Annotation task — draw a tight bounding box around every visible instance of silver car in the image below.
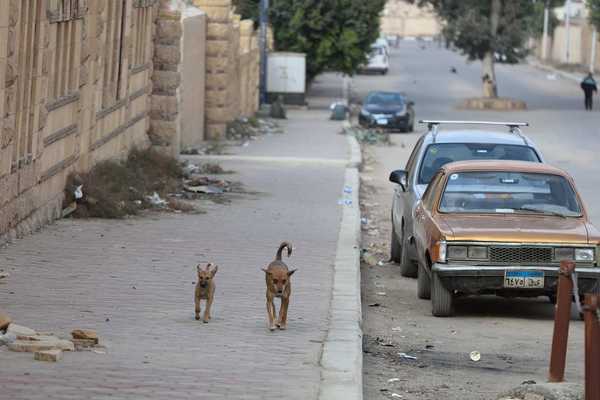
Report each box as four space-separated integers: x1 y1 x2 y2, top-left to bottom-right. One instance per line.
389 121 545 277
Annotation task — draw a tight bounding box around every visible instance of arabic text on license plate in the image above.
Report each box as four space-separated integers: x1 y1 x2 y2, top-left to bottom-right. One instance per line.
504 270 544 289
376 118 388 125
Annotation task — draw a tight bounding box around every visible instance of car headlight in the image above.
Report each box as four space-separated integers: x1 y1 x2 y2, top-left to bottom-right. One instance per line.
434 241 447 263
575 248 595 262
447 245 489 261
554 248 574 261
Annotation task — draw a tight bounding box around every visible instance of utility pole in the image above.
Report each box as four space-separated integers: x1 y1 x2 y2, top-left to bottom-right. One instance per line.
591 28 597 73
259 0 269 105
542 0 550 60
565 0 571 64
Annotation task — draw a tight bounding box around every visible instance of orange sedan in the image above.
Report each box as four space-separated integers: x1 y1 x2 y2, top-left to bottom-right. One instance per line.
412 160 600 317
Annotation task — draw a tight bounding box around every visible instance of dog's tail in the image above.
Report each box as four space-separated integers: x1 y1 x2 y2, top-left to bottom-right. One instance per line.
276 242 293 261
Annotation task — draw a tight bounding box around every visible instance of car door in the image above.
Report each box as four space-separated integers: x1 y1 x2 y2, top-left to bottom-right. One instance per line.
393 137 424 254
413 171 445 268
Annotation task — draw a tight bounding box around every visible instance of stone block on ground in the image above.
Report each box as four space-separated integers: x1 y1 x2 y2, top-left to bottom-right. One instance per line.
0 309 11 331
7 323 37 338
71 329 99 344
72 338 98 350
8 337 74 352
34 349 63 362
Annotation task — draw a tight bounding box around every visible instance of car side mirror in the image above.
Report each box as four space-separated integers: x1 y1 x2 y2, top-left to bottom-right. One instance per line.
389 170 408 191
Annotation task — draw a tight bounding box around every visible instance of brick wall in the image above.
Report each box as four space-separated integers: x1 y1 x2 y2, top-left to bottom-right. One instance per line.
0 0 158 244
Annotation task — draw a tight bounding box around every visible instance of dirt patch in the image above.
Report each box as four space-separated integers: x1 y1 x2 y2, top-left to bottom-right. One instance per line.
343 124 392 146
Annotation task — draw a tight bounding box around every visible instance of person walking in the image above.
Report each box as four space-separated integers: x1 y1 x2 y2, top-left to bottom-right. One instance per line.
581 72 597 110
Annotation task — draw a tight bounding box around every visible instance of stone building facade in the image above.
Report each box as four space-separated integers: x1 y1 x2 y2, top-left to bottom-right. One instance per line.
0 0 261 243
381 0 440 38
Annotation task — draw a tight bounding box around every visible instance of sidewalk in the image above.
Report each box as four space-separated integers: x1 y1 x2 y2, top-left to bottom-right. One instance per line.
0 108 360 399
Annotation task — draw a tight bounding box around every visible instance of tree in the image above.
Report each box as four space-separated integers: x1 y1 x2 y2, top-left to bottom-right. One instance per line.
588 0 600 32
411 0 540 98
233 0 386 81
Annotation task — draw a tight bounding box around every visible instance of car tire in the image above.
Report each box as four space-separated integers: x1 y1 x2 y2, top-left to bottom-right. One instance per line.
390 224 402 263
431 271 454 317
417 262 431 299
399 233 417 278
408 120 414 133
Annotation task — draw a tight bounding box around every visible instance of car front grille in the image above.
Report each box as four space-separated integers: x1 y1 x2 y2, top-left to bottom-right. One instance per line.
489 246 553 264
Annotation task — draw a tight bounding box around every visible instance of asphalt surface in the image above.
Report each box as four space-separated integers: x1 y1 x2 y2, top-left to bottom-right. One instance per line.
358 41 598 400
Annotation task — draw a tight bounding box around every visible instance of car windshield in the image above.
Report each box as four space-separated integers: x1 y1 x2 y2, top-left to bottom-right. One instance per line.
439 171 582 217
366 92 403 106
370 46 386 57
418 143 540 184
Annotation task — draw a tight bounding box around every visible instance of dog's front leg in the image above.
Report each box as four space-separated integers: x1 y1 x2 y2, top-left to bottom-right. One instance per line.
278 297 289 330
195 296 201 321
204 294 213 323
266 295 276 331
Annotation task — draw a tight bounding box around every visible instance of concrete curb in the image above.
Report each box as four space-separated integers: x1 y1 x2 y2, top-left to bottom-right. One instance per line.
318 167 363 400
346 134 362 169
528 59 582 83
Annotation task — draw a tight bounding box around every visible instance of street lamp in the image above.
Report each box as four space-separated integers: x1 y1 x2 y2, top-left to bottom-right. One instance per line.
542 0 550 60
259 0 269 105
565 0 571 64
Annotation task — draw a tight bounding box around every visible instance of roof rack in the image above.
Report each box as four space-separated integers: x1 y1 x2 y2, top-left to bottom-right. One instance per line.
419 120 530 144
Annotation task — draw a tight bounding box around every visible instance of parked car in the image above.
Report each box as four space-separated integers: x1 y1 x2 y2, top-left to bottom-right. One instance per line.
403 160 600 317
359 91 415 132
389 121 544 278
360 44 389 75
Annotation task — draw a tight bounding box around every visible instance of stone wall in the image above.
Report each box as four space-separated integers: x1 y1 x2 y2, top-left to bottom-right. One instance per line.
0 0 159 244
535 20 600 71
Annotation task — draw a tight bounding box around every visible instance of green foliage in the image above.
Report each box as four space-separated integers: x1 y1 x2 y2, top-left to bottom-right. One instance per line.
588 0 600 32
232 0 260 22
531 1 561 38
269 0 386 80
412 0 542 62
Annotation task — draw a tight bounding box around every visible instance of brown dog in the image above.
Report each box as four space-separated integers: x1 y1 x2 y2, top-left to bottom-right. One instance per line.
195 263 218 323
262 242 296 331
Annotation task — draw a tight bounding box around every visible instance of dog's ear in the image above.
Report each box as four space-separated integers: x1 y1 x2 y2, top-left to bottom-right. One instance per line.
197 264 202 273
288 269 297 276
261 268 271 275
205 263 213 271
210 265 218 277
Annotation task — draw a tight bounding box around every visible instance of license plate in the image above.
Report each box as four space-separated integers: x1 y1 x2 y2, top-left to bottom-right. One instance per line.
504 270 544 289
376 118 388 125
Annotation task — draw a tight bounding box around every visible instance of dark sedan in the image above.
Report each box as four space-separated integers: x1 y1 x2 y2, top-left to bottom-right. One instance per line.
358 91 415 132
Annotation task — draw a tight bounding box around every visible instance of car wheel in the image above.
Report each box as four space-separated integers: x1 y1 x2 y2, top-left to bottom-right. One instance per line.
417 262 431 299
390 224 402 263
399 232 417 278
431 271 454 317
408 120 414 133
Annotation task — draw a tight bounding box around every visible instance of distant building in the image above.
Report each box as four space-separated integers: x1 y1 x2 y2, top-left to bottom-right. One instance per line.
380 0 441 38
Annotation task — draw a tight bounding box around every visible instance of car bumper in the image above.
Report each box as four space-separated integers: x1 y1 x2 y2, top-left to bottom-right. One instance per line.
432 263 600 296
358 114 410 130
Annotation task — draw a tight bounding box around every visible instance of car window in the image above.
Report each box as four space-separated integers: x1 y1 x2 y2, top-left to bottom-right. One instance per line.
405 136 424 182
439 171 582 217
418 143 540 184
422 171 445 210
366 92 404 106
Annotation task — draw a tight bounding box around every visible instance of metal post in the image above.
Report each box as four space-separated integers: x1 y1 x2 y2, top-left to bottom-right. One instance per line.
591 29 598 73
259 0 269 105
549 260 576 383
584 294 600 400
542 1 550 60
565 0 571 64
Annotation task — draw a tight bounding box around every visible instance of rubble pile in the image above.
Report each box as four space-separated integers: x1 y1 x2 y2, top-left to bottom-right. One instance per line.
343 125 391 145
0 318 103 363
226 117 283 141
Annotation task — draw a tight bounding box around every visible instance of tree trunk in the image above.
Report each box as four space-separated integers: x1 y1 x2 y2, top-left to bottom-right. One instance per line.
482 51 497 98
482 0 501 98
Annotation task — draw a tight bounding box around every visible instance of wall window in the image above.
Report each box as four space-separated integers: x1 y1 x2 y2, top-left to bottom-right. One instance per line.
102 0 127 108
132 2 153 67
12 0 43 170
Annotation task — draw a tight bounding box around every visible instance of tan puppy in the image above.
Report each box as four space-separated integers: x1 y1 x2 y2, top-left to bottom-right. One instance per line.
195 263 218 323
262 242 296 331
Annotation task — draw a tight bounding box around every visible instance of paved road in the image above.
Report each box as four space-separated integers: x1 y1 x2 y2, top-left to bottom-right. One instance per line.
358 41 597 400
0 111 348 399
